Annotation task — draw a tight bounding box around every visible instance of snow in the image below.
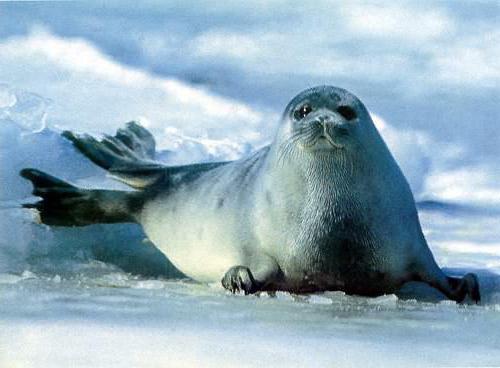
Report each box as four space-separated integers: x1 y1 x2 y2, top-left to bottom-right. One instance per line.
1 3 500 367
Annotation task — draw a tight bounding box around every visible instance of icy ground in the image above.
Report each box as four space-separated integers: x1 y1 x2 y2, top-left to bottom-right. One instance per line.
1 14 500 366
1 262 500 368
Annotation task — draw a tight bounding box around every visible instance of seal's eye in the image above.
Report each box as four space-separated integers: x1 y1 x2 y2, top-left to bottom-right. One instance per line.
294 104 313 120
337 105 357 121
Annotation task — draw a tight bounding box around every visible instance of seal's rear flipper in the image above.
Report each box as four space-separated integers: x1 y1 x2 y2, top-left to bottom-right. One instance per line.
63 121 231 190
413 261 481 304
20 168 140 226
62 121 166 189
62 121 157 168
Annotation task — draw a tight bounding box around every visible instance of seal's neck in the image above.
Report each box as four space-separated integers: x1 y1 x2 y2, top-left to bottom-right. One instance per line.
302 151 361 218
266 147 362 220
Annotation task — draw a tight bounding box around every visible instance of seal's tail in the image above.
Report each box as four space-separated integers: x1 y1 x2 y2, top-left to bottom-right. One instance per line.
20 168 141 226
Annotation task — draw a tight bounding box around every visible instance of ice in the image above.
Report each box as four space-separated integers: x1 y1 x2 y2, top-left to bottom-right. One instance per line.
308 294 333 305
1 4 500 366
0 85 16 109
0 86 49 132
1 273 500 368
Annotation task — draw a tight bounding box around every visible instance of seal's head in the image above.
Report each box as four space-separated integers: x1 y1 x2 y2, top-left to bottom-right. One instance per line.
277 86 377 159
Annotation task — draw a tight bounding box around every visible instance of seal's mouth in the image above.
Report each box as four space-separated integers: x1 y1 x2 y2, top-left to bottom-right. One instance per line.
301 127 345 151
301 118 348 151
278 125 346 164
297 132 345 151
316 133 344 149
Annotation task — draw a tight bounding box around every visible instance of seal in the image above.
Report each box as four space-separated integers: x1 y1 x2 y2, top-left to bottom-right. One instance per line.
20 86 480 303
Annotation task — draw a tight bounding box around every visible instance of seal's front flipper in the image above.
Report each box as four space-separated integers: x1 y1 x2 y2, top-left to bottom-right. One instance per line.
221 257 282 295
222 266 259 294
20 168 141 226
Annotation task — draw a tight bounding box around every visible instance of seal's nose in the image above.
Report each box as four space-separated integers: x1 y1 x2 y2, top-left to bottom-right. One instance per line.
317 114 341 129
317 114 332 128
318 115 332 124
317 114 349 137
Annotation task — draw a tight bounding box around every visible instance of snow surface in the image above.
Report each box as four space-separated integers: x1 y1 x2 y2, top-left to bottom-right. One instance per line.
1 4 500 367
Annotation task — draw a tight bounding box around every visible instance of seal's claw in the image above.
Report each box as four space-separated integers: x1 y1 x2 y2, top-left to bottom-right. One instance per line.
222 266 258 295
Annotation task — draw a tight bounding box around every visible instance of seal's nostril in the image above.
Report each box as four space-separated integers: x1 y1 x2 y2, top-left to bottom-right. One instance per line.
318 115 331 123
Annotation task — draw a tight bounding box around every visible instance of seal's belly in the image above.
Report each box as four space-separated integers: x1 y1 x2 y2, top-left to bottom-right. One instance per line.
140 190 252 283
142 214 243 282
